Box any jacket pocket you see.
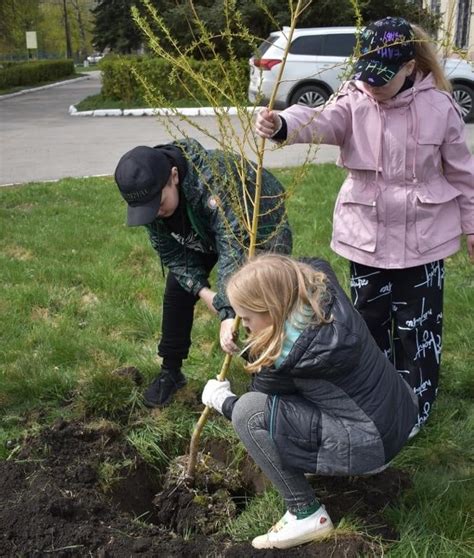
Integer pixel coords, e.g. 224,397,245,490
415,182,462,253
415,133,444,175
269,395,279,440
333,185,378,252
417,129,444,147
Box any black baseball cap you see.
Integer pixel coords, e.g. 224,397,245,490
114,146,172,226
352,17,415,87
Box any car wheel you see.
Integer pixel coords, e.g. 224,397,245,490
289,85,329,108
452,83,474,122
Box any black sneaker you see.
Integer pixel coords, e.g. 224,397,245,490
143,368,187,408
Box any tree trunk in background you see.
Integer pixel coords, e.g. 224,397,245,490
62,0,73,59
71,0,87,59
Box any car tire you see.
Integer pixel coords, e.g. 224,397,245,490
452,83,474,122
289,85,329,108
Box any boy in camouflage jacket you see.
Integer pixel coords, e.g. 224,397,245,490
114,138,292,407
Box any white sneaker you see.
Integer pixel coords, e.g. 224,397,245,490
251,505,334,549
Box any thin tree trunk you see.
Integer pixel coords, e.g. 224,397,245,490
71,0,87,59
62,0,73,59
185,0,309,484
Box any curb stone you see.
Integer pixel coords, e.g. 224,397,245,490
0,75,260,116
68,105,259,117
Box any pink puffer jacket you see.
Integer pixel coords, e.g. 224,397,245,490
280,73,474,268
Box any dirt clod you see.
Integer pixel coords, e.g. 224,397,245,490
112,365,143,385
154,483,237,535
162,452,243,492
152,452,243,534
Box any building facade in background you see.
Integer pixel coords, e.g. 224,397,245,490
427,0,474,58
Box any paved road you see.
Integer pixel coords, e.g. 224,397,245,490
0,72,338,186
0,71,473,185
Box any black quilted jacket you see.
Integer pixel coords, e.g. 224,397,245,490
223,259,418,475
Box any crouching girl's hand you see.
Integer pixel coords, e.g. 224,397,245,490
201,379,235,414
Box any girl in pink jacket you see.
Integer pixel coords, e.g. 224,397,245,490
255,17,474,432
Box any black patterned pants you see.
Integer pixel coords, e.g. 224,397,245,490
349,260,444,428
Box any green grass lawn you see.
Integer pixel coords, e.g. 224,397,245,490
0,72,87,96
74,93,151,111
1,165,473,555
74,92,217,111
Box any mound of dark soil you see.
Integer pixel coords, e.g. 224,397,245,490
0,419,410,557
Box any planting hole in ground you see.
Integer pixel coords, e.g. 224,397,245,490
1,418,410,557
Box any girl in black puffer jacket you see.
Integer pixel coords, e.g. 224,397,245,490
202,254,418,550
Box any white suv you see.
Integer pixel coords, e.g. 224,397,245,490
248,26,474,122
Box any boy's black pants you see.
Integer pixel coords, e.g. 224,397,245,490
158,254,218,371
349,260,444,428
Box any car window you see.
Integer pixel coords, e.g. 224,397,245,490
323,34,356,56
289,33,356,57
257,35,279,57
289,35,324,55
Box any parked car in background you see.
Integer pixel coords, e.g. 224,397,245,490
248,27,474,122
444,58,474,120
86,52,104,64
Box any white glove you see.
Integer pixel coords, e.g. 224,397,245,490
202,379,235,414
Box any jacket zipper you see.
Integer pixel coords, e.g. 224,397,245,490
269,395,279,440
181,203,188,273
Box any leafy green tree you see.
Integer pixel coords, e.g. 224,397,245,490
0,0,95,60
91,0,144,53
357,0,440,33
37,0,95,60
71,0,90,59
227,0,439,44
0,0,41,56
146,0,440,58
88,0,440,59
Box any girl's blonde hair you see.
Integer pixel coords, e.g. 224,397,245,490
412,23,452,92
226,254,332,373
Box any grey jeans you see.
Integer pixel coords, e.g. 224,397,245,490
232,391,317,514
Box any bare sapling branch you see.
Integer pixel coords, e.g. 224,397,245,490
185,0,308,483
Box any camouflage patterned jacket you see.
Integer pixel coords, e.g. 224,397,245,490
144,139,292,320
